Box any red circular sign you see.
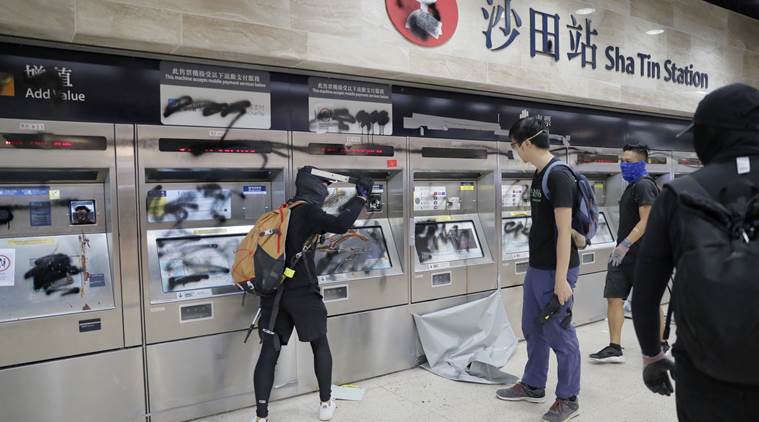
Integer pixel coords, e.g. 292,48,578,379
386,0,459,47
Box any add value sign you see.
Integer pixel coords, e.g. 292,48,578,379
386,0,459,47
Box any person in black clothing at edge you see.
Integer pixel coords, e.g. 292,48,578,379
496,117,581,422
253,166,373,422
632,83,759,421
590,143,669,363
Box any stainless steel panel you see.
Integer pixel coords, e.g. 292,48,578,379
296,295,472,393
573,272,608,326
0,348,145,422
501,285,524,340
146,331,298,422
116,124,143,347
411,266,468,303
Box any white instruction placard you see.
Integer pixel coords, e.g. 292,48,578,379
0,249,16,286
414,186,447,211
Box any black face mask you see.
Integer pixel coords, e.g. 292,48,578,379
294,169,329,207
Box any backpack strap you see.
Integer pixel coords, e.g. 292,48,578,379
541,161,576,201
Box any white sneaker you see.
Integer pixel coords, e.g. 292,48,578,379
319,399,336,421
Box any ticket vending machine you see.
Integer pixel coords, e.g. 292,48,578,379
290,133,408,315
497,142,537,339
409,137,498,302
135,125,292,421
0,119,145,422
290,132,409,391
499,144,539,289
672,151,702,176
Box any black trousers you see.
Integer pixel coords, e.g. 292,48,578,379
675,351,759,422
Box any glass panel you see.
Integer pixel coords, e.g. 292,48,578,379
591,212,615,244
157,233,243,293
502,216,532,257
314,226,392,275
415,220,484,265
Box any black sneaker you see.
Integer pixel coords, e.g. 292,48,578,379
542,398,580,421
496,382,547,403
661,341,671,355
589,345,625,363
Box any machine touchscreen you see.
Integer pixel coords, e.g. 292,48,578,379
591,212,615,245
502,216,532,257
314,226,392,275
415,220,484,265
156,233,243,292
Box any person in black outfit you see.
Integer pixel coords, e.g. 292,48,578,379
590,144,665,363
254,166,372,422
632,83,759,421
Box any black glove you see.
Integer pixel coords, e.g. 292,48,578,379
643,357,675,396
356,176,374,199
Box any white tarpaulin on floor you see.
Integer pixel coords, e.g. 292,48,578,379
413,290,519,384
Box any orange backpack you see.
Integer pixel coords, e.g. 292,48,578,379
232,201,305,296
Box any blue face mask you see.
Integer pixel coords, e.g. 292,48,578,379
620,161,648,183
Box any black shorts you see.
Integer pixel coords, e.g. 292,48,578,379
259,288,327,346
604,255,636,300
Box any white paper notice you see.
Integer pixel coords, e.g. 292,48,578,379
0,249,16,286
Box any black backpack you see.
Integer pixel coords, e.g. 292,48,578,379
668,175,759,384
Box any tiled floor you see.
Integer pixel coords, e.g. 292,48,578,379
193,320,677,422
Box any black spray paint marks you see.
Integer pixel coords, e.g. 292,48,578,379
163,95,251,146
0,207,13,228
23,253,82,295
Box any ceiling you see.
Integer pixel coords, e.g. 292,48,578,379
704,0,759,21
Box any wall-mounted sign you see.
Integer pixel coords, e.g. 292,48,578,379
160,61,271,129
308,77,392,135
479,1,709,90
386,0,459,47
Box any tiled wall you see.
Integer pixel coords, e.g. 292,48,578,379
1,0,757,116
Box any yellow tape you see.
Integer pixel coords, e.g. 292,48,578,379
8,238,55,246
192,228,226,235
459,185,474,191
284,268,296,278
436,215,453,222
510,211,530,217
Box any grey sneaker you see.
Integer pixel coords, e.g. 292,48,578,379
542,398,579,421
589,345,625,363
496,382,546,403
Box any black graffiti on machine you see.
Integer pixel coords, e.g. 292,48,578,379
24,253,82,296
